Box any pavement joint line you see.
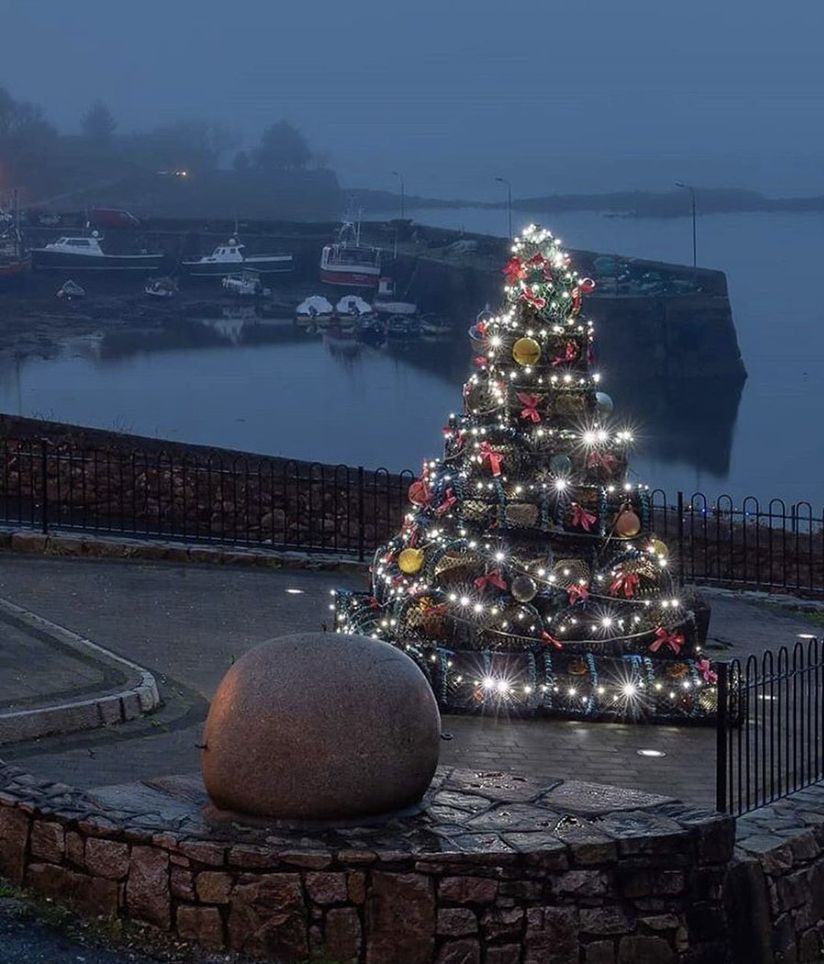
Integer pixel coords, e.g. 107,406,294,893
0,595,160,746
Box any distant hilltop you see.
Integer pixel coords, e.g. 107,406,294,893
351,186,824,218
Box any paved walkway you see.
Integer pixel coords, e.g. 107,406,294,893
0,553,819,809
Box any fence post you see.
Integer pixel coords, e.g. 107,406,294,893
40,439,49,535
716,661,729,813
357,466,365,562
677,491,685,586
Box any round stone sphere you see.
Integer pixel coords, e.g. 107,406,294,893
202,633,441,821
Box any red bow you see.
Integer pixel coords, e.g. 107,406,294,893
551,342,578,367
567,583,590,605
367,596,381,610
436,488,458,515
503,257,526,284
579,277,596,294
522,287,547,310
475,320,487,335
474,570,507,592
649,627,685,655
479,442,504,476
570,503,597,532
527,253,546,268
541,631,564,650
697,658,718,684
587,451,618,472
516,392,542,423
571,288,582,314
609,572,639,598
473,355,488,368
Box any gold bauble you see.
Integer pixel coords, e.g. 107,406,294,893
512,337,541,366
648,537,669,559
614,508,642,538
398,547,424,574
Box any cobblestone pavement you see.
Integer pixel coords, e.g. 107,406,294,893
0,553,818,809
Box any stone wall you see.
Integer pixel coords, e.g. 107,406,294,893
0,760,741,964
0,413,409,558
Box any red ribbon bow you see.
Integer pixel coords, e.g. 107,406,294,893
475,320,487,335
436,488,458,515
570,503,597,532
522,287,547,310
588,451,618,472
474,570,508,592
503,257,526,284
479,442,504,476
649,627,685,655
473,355,488,368
579,277,596,294
516,392,542,423
541,631,564,650
567,583,590,605
551,342,578,367
609,572,639,599
367,596,381,610
697,658,718,684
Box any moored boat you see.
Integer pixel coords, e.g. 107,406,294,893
296,295,334,327
182,236,293,278
31,234,165,272
335,295,375,322
373,276,417,317
144,276,178,299
57,279,85,300
222,270,270,297
320,221,381,288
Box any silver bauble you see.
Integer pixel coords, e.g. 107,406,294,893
595,392,614,415
511,574,538,603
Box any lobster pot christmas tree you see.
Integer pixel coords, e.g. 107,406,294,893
335,225,716,721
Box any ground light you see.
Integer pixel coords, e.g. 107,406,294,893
636,749,666,758
285,588,305,595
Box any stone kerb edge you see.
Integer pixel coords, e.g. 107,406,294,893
0,597,160,745
0,759,740,964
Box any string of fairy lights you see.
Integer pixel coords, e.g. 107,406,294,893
334,224,716,720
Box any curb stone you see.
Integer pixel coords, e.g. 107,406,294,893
0,596,160,746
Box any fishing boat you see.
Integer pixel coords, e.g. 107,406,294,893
56,280,85,300
182,236,293,278
320,221,381,288
295,295,334,327
372,276,417,317
31,233,165,272
144,276,178,299
222,270,270,297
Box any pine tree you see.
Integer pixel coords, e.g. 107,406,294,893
335,225,717,721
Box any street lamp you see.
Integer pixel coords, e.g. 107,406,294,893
675,182,697,267
495,176,512,239
391,171,405,220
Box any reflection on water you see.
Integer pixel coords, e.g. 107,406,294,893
0,308,741,500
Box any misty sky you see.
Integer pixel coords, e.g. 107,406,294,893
4,0,823,198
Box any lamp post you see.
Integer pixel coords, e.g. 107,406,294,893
675,181,697,267
391,171,405,220
495,176,512,239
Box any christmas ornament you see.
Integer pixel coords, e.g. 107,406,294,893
408,479,429,506
398,547,424,574
697,658,718,684
614,506,641,538
568,658,588,675
474,570,507,592
516,392,542,423
511,574,537,602
550,453,572,474
503,257,526,285
512,337,541,366
595,392,613,415
521,287,546,310
571,502,597,532
650,628,685,655
479,441,504,476
552,342,578,367
648,538,668,559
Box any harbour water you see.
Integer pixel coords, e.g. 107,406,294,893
1,209,822,508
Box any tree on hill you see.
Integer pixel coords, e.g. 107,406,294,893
0,86,58,192
81,100,117,145
254,121,312,172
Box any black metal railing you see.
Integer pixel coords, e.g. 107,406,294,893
716,638,824,815
0,437,414,561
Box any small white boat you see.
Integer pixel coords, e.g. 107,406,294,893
222,270,270,297
144,276,178,299
373,276,417,317
335,295,375,320
182,236,293,277
296,295,334,327
56,279,85,300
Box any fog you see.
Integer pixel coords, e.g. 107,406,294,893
4,0,823,199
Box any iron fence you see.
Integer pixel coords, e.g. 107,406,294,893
716,639,824,815
0,437,414,561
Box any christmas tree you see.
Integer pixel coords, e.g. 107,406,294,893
335,225,717,721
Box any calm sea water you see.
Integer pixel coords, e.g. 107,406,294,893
2,208,823,507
